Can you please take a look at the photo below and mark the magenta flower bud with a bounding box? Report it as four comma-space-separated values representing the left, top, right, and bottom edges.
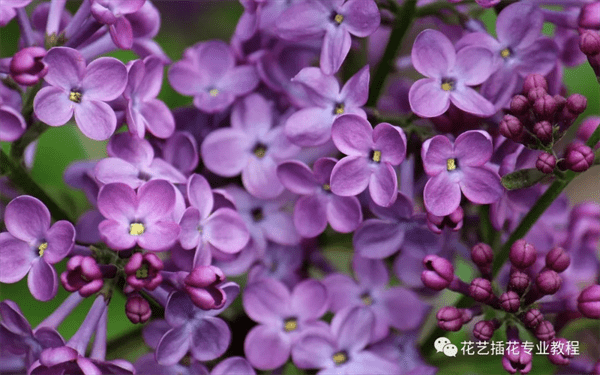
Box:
577, 284, 600, 319
553, 95, 567, 112
502, 342, 533, 374
536, 152, 556, 174
436, 306, 463, 331
533, 120, 553, 144
184, 265, 226, 310
500, 114, 524, 141
522, 308, 543, 328
125, 294, 151, 324
534, 320, 555, 341
421, 255, 455, 291
473, 320, 498, 341
509, 239, 537, 270
527, 87, 547, 103
579, 2, 600, 29
523, 74, 548, 96
471, 243, 493, 267
509, 270, 530, 295
564, 142, 594, 172
545, 247, 570, 273
426, 206, 464, 234
9, 47, 48, 86
510, 95, 529, 115
60, 256, 104, 297
124, 252, 164, 291
533, 95, 557, 119
577, 117, 600, 149
469, 278, 493, 303
500, 291, 521, 313
580, 30, 600, 56
548, 338, 574, 365
536, 269, 562, 295
566, 94, 587, 115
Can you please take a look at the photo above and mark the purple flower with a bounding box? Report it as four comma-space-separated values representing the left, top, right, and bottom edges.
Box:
90, 0, 146, 49
29, 346, 135, 375
97, 180, 180, 251
168, 40, 259, 113
0, 0, 31, 26
60, 256, 106, 297
409, 29, 496, 118
9, 47, 48, 86
201, 94, 299, 199
284, 66, 369, 147
124, 252, 164, 291
33, 47, 127, 140
0, 196, 75, 301
123, 55, 175, 138
276, 0, 380, 75
421, 130, 503, 216
0, 85, 26, 142
277, 157, 362, 238
330, 114, 407, 207
243, 277, 329, 370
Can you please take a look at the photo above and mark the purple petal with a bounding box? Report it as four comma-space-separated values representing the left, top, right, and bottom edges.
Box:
496, 2, 543, 50
277, 161, 319, 195
372, 123, 406, 165
341, 0, 381, 37
459, 166, 503, 205
94, 158, 141, 188
261, 212, 300, 245
340, 65, 370, 107
178, 208, 201, 250
167, 60, 203, 96
368, 163, 397, 207
137, 180, 176, 221
411, 29, 455, 78
339, 351, 400, 374
43, 221, 75, 264
146, 159, 187, 185
82, 57, 127, 101
369, 192, 413, 221
97, 183, 136, 222
292, 67, 340, 103
449, 86, 496, 118
218, 65, 259, 96
515, 37, 560, 76
106, 132, 152, 166
327, 195, 362, 233
480, 67, 519, 109
98, 220, 136, 250
454, 46, 494, 86
187, 174, 213, 219
230, 93, 273, 136
5, 195, 50, 243
155, 325, 191, 365
190, 317, 230, 361
109, 18, 133, 49
195, 41, 235, 81
313, 157, 337, 185
353, 256, 389, 288
137, 56, 164, 100
320, 26, 352, 75
331, 114, 373, 156
454, 130, 493, 167
294, 195, 328, 238
203, 208, 249, 254
408, 78, 450, 118
242, 158, 284, 199
162, 132, 198, 174
165, 291, 195, 326
0, 106, 26, 141
193, 89, 236, 114
212, 357, 255, 375
244, 325, 290, 370
291, 279, 328, 321
33, 327, 65, 348
42, 47, 85, 90
28, 258, 58, 301
323, 274, 361, 313
285, 107, 334, 147
243, 278, 290, 325
276, 3, 327, 40
292, 335, 335, 369
423, 173, 462, 216
330, 156, 371, 197
353, 219, 405, 259
0, 233, 34, 283
201, 128, 251, 177
138, 222, 180, 251
332, 306, 374, 352
422, 135, 454, 176
74, 100, 117, 140
140, 99, 175, 139
382, 288, 429, 330
33, 86, 74, 126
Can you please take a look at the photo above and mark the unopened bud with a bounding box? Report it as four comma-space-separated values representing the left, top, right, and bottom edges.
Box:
509, 239, 537, 269
125, 294, 151, 324
534, 320, 555, 341
536, 152, 556, 174
533, 120, 553, 144
500, 114, 524, 141
576, 116, 600, 149
436, 306, 463, 331
536, 269, 562, 295
533, 95, 557, 119
564, 142, 594, 172
522, 308, 543, 328
528, 87, 547, 103
500, 291, 521, 313
473, 320, 498, 341
566, 94, 587, 115
421, 255, 455, 290
470, 278, 494, 303
523, 74, 548, 96
580, 30, 600, 56
471, 243, 493, 267
509, 270, 530, 294
577, 284, 600, 319
9, 47, 48, 86
510, 95, 529, 115
579, 2, 600, 29
545, 247, 570, 273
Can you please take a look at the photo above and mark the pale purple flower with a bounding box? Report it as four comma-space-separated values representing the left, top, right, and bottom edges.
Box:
422, 130, 503, 216
284, 65, 369, 147
276, 0, 380, 75
90, 0, 146, 49
168, 40, 259, 113
330, 115, 407, 207
277, 157, 362, 238
33, 47, 127, 140
409, 29, 496, 118
0, 0, 31, 27
97, 179, 180, 251
0, 85, 26, 142
0, 196, 75, 301
29, 346, 135, 375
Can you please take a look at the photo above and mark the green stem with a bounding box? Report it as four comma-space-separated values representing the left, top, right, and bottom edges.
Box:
9, 121, 49, 160
367, 0, 417, 107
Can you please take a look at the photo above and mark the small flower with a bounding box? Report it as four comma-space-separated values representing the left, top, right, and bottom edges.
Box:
90, 0, 146, 49
124, 252, 164, 291
184, 265, 227, 310
60, 256, 106, 297
125, 294, 152, 324
9, 47, 48, 86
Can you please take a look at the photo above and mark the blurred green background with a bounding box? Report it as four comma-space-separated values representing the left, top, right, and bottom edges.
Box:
0, 1, 598, 373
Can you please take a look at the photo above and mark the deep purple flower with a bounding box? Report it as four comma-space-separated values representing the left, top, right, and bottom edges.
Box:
97, 180, 180, 251
159, 131, 199, 174
126, 294, 152, 324
577, 284, 600, 319
436, 306, 463, 331
33, 47, 127, 140
9, 47, 48, 86
0, 0, 31, 26
421, 130, 503, 216
509, 239, 537, 269
182, 265, 227, 310
0, 196, 75, 301
168, 40, 258, 113
330, 115, 407, 207
90, 0, 145, 49
409, 29, 496, 118
124, 252, 164, 291
563, 142, 594, 172
60, 256, 105, 297
421, 255, 455, 291
502, 341, 533, 374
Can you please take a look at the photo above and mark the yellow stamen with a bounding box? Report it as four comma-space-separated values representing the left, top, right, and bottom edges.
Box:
284, 318, 298, 332
500, 48, 511, 58
335, 103, 345, 115
372, 150, 382, 163
441, 82, 453, 91
334, 14, 344, 24
254, 146, 266, 158
136, 264, 149, 279
69, 91, 82, 103
361, 294, 373, 306
129, 223, 145, 236
323, 183, 331, 191
447, 158, 457, 171
38, 242, 48, 257
209, 88, 219, 97
332, 351, 347, 365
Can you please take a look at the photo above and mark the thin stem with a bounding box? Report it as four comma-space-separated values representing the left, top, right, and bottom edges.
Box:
36, 293, 84, 330
16, 8, 36, 47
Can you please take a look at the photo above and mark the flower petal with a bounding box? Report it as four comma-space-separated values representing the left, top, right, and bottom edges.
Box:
277, 161, 319, 195
381, 288, 429, 331
330, 156, 371, 197
82, 57, 127, 101
320, 25, 351, 75
98, 220, 136, 250
43, 47, 85, 89
333, 306, 374, 352
244, 325, 290, 370
242, 157, 284, 200
28, 258, 58, 301
459, 166, 504, 205
292, 334, 335, 369
353, 256, 389, 288
423, 173, 462, 217
449, 86, 496, 118
340, 65, 370, 108
33, 86, 74, 126
353, 219, 405, 259
0, 233, 34, 283
190, 317, 231, 361
243, 278, 290, 325
140, 99, 175, 139
97, 183, 137, 222
454, 46, 495, 86
187, 174, 214, 219
155, 326, 191, 366
138, 222, 180, 251
74, 100, 117, 140
5, 195, 50, 243
201, 128, 251, 177
178, 208, 201, 250
285, 107, 334, 147
94, 158, 141, 188
331, 114, 373, 156
327, 195, 362, 233
294, 195, 328, 238
203, 208, 250, 254
137, 180, 176, 221
290, 279, 328, 321
43, 221, 75, 264
372, 123, 406, 165
408, 78, 450, 118
411, 29, 455, 78
368, 163, 398, 207
454, 130, 493, 167
341, 0, 381, 37
422, 135, 454, 176
496, 2, 543, 50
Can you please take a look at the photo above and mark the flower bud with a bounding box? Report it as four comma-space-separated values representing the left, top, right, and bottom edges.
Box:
124, 252, 164, 291
502, 342, 532, 375
548, 338, 574, 365
553, 95, 567, 112
471, 243, 493, 267
533, 120, 553, 144
579, 2, 600, 29
436, 306, 463, 331
509, 270, 530, 294
536, 152, 556, 174
522, 308, 543, 328
533, 95, 557, 119
500, 291, 521, 313
566, 94, 587, 115
523, 74, 548, 96
125, 294, 152, 324
421, 255, 455, 291
564, 142, 594, 172
576, 116, 600, 149
9, 47, 48, 86
580, 30, 600, 56
510, 95, 529, 115
60, 256, 104, 297
528, 87, 547, 103
500, 114, 524, 141
577, 284, 600, 319
536, 269, 562, 295
469, 278, 493, 303
426, 206, 464, 234
473, 320, 498, 341
184, 265, 226, 310
534, 320, 555, 341
509, 239, 537, 269
545, 247, 570, 273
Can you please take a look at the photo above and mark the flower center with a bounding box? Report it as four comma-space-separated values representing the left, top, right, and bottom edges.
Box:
334, 14, 344, 24
251, 207, 264, 222
38, 242, 48, 257
371, 150, 382, 163
136, 264, 149, 279
334, 103, 345, 115
253, 143, 267, 158
209, 88, 219, 97
500, 48, 511, 59
129, 222, 145, 236
360, 292, 373, 306
69, 91, 82, 103
332, 351, 348, 365
441, 78, 455, 92
446, 158, 457, 171
323, 183, 331, 191
283, 317, 298, 332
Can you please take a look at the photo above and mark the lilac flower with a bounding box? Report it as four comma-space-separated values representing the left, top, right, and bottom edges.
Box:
422, 130, 503, 216
330, 115, 407, 207
0, 196, 75, 301
159, 131, 199, 175
168, 40, 259, 113
409, 29, 496, 118
97, 180, 180, 251
284, 66, 369, 146
124, 55, 175, 138
323, 256, 429, 342
33, 47, 127, 140
29, 346, 135, 375
0, 85, 26, 142
291, 306, 401, 374
243, 277, 329, 369
0, 0, 31, 27
276, 0, 380, 75
277, 157, 362, 238
90, 0, 146, 49
201, 94, 300, 199
124, 252, 163, 291
9, 47, 48, 86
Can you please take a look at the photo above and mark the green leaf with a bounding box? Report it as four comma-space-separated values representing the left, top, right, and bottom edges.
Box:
501, 168, 546, 190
